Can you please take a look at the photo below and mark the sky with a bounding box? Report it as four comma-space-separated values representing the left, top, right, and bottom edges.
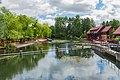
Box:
0, 0, 120, 26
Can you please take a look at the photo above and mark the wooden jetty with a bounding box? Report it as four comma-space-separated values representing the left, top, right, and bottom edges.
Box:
92, 44, 120, 62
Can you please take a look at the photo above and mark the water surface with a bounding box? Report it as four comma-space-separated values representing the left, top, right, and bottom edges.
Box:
0, 43, 119, 80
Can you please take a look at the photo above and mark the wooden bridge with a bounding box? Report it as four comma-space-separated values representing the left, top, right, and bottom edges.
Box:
1, 42, 120, 62
0, 46, 91, 57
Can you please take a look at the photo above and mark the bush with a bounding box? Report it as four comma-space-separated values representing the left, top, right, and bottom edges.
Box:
73, 36, 80, 41
81, 34, 86, 38
7, 43, 15, 49
116, 37, 120, 41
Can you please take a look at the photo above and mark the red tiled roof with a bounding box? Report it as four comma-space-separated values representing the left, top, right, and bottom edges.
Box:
90, 27, 99, 31
113, 27, 120, 35
94, 26, 103, 33
87, 27, 96, 34
87, 26, 103, 34
102, 26, 111, 32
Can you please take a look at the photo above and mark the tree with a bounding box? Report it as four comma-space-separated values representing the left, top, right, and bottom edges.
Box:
52, 15, 95, 40
0, 7, 52, 41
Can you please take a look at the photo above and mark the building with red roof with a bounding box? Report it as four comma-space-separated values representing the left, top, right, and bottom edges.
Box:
101, 26, 112, 40
87, 26, 112, 40
87, 26, 104, 40
113, 27, 120, 35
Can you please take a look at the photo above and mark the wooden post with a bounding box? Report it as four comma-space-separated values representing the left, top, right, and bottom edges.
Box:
20, 50, 22, 55
70, 47, 72, 50
116, 53, 120, 62
56, 47, 59, 52
117, 44, 119, 51
40, 48, 43, 53
82, 44, 84, 49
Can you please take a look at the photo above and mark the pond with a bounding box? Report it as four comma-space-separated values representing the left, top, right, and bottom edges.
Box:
0, 43, 120, 80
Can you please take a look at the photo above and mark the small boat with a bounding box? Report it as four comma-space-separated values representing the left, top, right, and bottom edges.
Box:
36, 39, 48, 44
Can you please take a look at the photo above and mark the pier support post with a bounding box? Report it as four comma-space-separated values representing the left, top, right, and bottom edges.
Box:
70, 47, 72, 50
40, 48, 43, 53
20, 50, 22, 55
56, 47, 60, 52
116, 53, 120, 62
82, 44, 84, 49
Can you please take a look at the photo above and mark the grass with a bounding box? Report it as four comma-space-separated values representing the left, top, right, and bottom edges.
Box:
0, 56, 17, 61
52, 39, 70, 43
0, 46, 5, 49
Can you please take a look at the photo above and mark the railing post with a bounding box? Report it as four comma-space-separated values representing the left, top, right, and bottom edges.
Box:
82, 44, 84, 49
56, 47, 60, 52
70, 47, 72, 50
40, 48, 43, 53
116, 53, 120, 62
20, 50, 22, 55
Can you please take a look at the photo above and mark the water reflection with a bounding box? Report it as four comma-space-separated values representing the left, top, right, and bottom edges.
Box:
56, 48, 93, 59
0, 54, 45, 80
0, 43, 51, 54
0, 43, 119, 80
97, 60, 105, 75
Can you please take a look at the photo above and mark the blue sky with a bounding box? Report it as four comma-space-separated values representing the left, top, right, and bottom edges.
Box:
0, 0, 120, 26
96, 0, 105, 10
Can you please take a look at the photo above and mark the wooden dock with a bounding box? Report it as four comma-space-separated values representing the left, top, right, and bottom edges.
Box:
92, 44, 120, 62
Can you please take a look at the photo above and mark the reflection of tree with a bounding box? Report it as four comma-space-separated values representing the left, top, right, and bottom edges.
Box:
0, 54, 45, 80
0, 43, 51, 54
14, 43, 51, 53
56, 52, 64, 59
80, 49, 93, 58
56, 48, 93, 59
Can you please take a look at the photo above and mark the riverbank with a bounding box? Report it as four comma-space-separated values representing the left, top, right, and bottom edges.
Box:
51, 40, 70, 43
0, 55, 17, 61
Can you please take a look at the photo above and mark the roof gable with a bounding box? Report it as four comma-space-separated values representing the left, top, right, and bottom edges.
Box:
87, 26, 103, 34
102, 26, 111, 32
113, 27, 120, 35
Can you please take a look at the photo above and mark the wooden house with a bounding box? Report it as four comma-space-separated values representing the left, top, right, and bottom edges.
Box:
87, 26, 104, 40
101, 26, 112, 40
113, 27, 120, 36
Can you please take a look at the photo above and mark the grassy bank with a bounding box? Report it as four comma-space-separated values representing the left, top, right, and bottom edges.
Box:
0, 56, 17, 61
51, 40, 70, 44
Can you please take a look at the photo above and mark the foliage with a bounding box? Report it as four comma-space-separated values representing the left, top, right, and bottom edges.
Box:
101, 19, 120, 30
0, 7, 52, 40
116, 36, 120, 41
51, 15, 95, 40
101, 19, 120, 38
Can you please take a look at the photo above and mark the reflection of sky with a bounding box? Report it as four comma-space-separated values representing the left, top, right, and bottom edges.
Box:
97, 60, 105, 75
12, 44, 120, 80
46, 45, 56, 57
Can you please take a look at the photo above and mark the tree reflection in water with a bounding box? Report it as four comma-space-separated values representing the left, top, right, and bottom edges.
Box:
56, 48, 93, 59
0, 54, 45, 80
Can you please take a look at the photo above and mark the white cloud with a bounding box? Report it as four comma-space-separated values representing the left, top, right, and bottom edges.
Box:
61, 0, 74, 5
38, 18, 55, 26
0, 0, 120, 26
1, 0, 57, 17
